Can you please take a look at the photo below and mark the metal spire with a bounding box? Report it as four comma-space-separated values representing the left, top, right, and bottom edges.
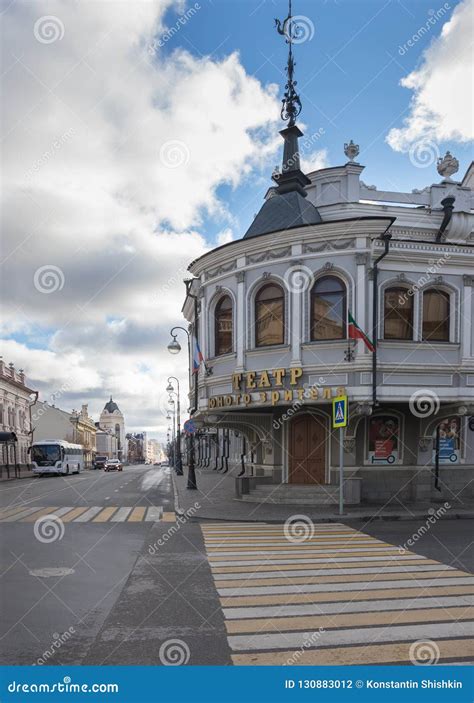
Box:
275, 0, 302, 126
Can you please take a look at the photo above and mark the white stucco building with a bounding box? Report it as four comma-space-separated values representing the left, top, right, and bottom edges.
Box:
179, 18, 474, 507
0, 359, 36, 470
98, 397, 127, 461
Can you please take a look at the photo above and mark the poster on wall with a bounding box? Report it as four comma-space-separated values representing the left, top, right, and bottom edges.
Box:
368, 416, 399, 464
432, 417, 461, 464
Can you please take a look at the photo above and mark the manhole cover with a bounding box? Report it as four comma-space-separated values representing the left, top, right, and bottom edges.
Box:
29, 567, 75, 578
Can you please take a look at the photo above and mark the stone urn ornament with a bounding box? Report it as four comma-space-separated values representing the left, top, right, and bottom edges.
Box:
344, 140, 360, 162
437, 151, 459, 181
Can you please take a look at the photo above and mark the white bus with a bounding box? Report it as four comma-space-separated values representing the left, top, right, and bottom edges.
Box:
30, 440, 84, 476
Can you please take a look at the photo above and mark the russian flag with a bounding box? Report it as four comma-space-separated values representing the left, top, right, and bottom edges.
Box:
193, 339, 204, 374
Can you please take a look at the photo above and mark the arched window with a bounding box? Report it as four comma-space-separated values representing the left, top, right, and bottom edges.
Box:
255, 283, 285, 347
423, 289, 450, 341
214, 295, 233, 356
311, 276, 346, 341
384, 287, 413, 340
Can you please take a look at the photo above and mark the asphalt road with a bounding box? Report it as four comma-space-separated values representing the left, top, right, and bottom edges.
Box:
0, 468, 472, 667
0, 465, 230, 666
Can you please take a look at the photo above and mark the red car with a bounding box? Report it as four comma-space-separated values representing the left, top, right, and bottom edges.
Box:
104, 459, 123, 472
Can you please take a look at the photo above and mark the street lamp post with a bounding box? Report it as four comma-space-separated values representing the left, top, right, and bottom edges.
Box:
167, 402, 176, 469
167, 377, 183, 475
167, 325, 198, 490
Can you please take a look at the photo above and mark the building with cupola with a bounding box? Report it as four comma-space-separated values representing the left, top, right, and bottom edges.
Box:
180, 8, 473, 507
99, 397, 127, 461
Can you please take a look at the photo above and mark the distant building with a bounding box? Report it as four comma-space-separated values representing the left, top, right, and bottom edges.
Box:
33, 402, 97, 468
126, 432, 146, 463
99, 397, 126, 460
95, 424, 118, 459
146, 438, 162, 464
0, 359, 37, 470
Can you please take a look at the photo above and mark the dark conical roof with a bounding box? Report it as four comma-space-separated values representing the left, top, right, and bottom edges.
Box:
243, 190, 322, 239
103, 396, 120, 413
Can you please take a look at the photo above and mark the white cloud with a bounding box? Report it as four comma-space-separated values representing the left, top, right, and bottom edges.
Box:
301, 149, 329, 174
1, 0, 281, 437
387, 0, 473, 152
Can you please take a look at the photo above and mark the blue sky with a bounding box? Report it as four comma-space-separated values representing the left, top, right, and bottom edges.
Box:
162, 0, 471, 242
2, 0, 471, 438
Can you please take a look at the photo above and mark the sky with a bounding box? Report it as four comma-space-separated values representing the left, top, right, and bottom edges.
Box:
1, 0, 472, 440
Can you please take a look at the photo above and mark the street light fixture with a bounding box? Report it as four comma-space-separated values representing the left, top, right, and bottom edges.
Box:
167, 324, 197, 490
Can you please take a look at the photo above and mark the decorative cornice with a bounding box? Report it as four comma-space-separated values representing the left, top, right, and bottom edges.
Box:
247, 246, 291, 264
205, 261, 237, 280
303, 238, 356, 254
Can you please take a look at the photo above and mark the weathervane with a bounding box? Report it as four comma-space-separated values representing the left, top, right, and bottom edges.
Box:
275, 0, 302, 126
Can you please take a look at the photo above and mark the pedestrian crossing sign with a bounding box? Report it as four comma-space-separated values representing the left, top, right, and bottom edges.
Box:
332, 395, 348, 428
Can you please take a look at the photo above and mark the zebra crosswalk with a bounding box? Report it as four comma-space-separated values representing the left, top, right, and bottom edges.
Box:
201, 522, 474, 665
0, 505, 175, 523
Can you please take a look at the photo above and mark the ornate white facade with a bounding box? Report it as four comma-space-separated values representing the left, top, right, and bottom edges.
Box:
99, 397, 127, 460
0, 359, 36, 469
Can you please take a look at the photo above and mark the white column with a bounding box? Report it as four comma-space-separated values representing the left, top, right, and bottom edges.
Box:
236, 271, 245, 370
462, 275, 473, 359
355, 252, 369, 355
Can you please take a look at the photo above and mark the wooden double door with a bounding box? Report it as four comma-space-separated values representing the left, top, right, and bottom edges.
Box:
288, 413, 326, 484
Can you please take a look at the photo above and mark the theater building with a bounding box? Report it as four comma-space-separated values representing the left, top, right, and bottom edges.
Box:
180, 22, 474, 506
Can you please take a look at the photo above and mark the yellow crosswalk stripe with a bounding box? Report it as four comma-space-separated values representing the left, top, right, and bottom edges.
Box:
162, 512, 176, 522
201, 522, 474, 666
128, 507, 146, 522
61, 507, 90, 522
22, 507, 59, 522
231, 638, 474, 666
92, 507, 118, 522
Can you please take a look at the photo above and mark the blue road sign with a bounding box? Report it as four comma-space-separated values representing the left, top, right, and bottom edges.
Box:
332, 395, 348, 429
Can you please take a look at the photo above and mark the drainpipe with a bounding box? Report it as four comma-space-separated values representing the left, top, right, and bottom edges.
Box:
436, 196, 455, 243
372, 230, 392, 407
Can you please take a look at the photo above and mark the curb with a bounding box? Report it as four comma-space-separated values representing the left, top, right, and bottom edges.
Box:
188, 511, 474, 524
170, 471, 184, 516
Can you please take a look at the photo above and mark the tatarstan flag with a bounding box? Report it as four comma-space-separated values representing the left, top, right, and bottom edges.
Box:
348, 312, 375, 352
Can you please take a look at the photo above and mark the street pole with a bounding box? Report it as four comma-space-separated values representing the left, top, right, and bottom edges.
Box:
339, 427, 344, 516
167, 379, 183, 476
187, 432, 197, 489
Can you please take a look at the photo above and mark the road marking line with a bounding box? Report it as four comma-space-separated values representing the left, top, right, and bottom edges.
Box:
215, 568, 465, 588
205, 546, 401, 555
223, 595, 474, 620
217, 576, 474, 597
213, 563, 453, 581
211, 557, 436, 573
226, 606, 474, 634
128, 507, 146, 522
231, 638, 474, 666
61, 507, 90, 522
111, 507, 132, 522
219, 585, 474, 607
74, 507, 103, 522
209, 554, 418, 567
93, 507, 118, 522
227, 620, 474, 652
145, 507, 163, 522
21, 507, 59, 522
0, 506, 47, 522
0, 505, 36, 519
162, 512, 176, 522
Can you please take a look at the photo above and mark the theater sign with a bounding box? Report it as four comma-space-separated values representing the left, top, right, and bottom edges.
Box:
207, 367, 347, 409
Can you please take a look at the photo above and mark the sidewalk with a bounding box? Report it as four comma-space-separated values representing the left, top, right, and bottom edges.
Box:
0, 466, 34, 482
172, 466, 474, 523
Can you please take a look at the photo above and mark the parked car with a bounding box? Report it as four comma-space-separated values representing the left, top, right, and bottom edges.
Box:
153, 461, 160, 466
104, 459, 123, 472
93, 455, 108, 470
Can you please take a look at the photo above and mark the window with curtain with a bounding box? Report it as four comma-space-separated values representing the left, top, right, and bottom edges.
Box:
384, 287, 413, 340
255, 283, 285, 347
311, 276, 346, 340
422, 289, 450, 341
214, 295, 233, 355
